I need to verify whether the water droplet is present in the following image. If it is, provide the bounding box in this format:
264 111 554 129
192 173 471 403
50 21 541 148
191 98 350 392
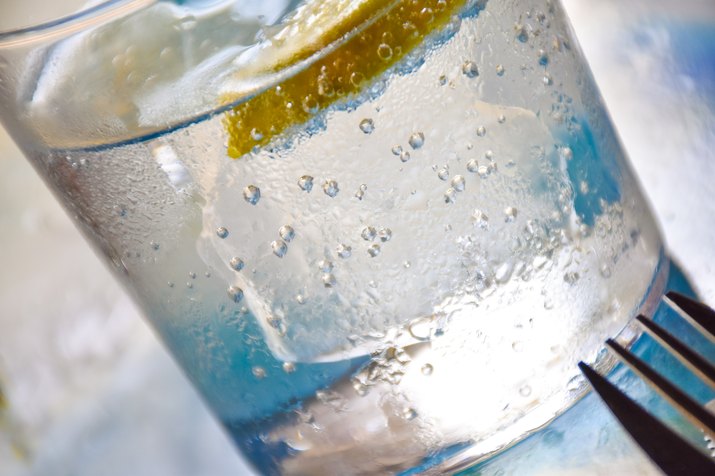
564 271 580 285
437 167 450 181
476 126 487 137
318 260 334 272
498 114 506 123
519 385 532 397
421 364 434 375
282 362 296 373
228 286 244 303
512 341 524 352
168 281 175 288
600 264 612 278
478 165 491 178
538 49 549 65
189 271 197 279
296 294 306 304
504 207 518 222
408 132 425 150
444 188 457 203
462 60 479 78
298 175 314 192
451 175 465 192
250 128 264 141
337 243 352 258
361 226 377 241
272 240 288 257
150 241 160 250
216 226 229 238
399 150 411 162
495 262 513 284
391 145 403 156
252 366 266 379
484 150 494 160
279 225 295 242
243 185 261 205
543 73 553 85
230 257 245 271
322 273 336 287
359 118 375 134
496 64 505 76
467 159 479 172
515 24 529 43
560 147 573 161
403 261 411 269
355 183 367 200
368 244 381 257
323 179 339 197
352 380 369 397
377 43 393 61
378 227 392 242
402 407 418 420
473 209 489 228
186 281 193 289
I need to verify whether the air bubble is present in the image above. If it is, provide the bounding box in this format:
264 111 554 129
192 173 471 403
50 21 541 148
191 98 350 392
252 366 266 379
421 364 434 375
282 362 296 373
451 175 465 192
216 226 229 238
377 43 393 61
361 226 377 241
337 244 352 258
229 257 245 271
227 286 244 303
408 132 425 150
519 385 532 397
279 225 295 242
323 179 339 197
243 185 261 205
359 118 375 134
250 128 264 141
462 61 479 78
298 175 314 192
272 240 288 257
368 244 381 257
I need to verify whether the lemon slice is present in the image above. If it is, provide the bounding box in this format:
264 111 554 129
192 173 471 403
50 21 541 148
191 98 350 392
223 0 466 158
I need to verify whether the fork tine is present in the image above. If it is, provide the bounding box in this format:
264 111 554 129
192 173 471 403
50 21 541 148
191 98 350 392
665 292 715 343
636 315 715 389
605 338 715 436
579 362 715 474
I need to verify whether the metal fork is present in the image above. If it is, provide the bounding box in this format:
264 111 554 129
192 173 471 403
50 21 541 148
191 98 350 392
579 292 715 475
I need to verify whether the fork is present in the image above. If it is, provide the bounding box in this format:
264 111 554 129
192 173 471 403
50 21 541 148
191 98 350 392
579 292 715 475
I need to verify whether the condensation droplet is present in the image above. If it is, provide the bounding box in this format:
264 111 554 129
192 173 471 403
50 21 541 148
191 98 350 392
355 183 367 200
498 114 506 123
402 407 418 420
378 227 392 242
476 126 487 137
361 226 377 241
296 294 306 304
504 207 518 222
150 241 160 250
421 363 434 375
462 60 479 78
216 226 229 238
496 64 505 76
228 286 244 303
322 273 336 287
229 257 245 271
473 209 489 229
408 132 425 150
279 225 295 242
298 175 314 192
467 159 479 172
538 48 549 65
512 341 524 352
400 150 411 162
495 262 513 284
391 145 403 156
519 385 532 397
318 260 334 272
451 175 465 192
515 24 529 43
543 73 553 85
600 264 612 278
243 185 261 205
252 366 266 379
282 362 296 373
444 188 457 203
359 118 375 134
272 240 288 258
368 244 381 257
337 243 352 259
323 179 339 197
437 167 450 181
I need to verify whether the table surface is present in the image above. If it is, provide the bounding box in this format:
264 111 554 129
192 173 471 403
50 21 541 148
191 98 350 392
1 1 714 474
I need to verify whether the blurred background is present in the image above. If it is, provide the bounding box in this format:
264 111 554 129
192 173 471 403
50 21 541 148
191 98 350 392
1 0 714 474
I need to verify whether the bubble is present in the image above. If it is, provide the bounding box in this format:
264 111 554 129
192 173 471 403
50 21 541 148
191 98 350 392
399 150 411 162
337 244 352 258
476 126 487 137
538 49 549 65
323 179 339 197
519 385 532 397
515 24 529 43
402 407 418 420
421 364 434 375
391 145 403 156
318 259 334 272
355 183 367 200
359 118 375 134
437 167 450 181
408 132 425 150
252 366 266 379
282 362 296 373
298 175 314 192
243 185 261 205
462 60 479 78
451 175 465 192
272 239 288 257
467 159 479 172
498 114 506 123
377 43 393 61
216 226 229 239
504 207 518 222
444 188 457 203
279 225 295 242
368 244 381 257
250 128 264 141
227 286 244 303
229 257 245 271
361 226 377 241
322 273 336 287
473 209 489 229
378 227 392 242
496 64 505 76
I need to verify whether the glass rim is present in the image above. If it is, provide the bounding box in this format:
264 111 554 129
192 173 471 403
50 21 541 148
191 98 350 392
0 0 154 45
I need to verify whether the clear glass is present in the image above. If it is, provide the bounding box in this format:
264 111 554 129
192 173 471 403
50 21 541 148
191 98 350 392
0 0 667 474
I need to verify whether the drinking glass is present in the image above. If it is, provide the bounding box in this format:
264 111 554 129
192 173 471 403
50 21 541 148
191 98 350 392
0 0 668 473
